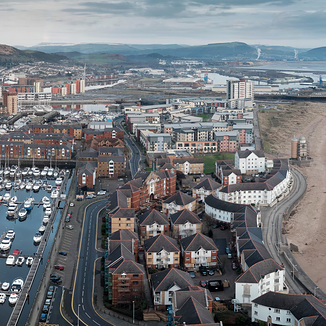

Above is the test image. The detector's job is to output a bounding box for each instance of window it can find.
[276,317,280,322]
[286,318,291,323]
[254,311,257,315]
[274,309,280,313]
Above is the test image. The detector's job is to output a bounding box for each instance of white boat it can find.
[0,195,3,202]
[18,208,27,221]
[11,278,23,292]
[51,189,59,199]
[6,230,15,239]
[0,238,12,251]
[0,293,6,304]
[42,217,49,225]
[41,169,48,178]
[1,282,10,291]
[32,167,40,177]
[24,197,34,211]
[6,255,16,265]
[19,182,26,190]
[39,225,46,233]
[26,182,33,191]
[44,207,52,216]
[32,184,40,192]
[16,170,22,179]
[43,202,51,210]
[16,257,25,266]
[55,177,63,186]
[42,196,50,204]
[5,182,12,191]
[26,257,33,266]
[4,168,10,178]
[46,184,53,192]
[22,167,29,177]
[9,196,17,204]
[3,193,11,202]
[7,204,18,217]
[8,293,18,305]
[9,169,16,178]
[33,232,42,243]
[47,168,54,178]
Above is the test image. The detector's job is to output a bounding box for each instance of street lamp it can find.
[78,304,80,326]
[314,286,319,297]
[132,300,135,324]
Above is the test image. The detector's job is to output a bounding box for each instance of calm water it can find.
[0,174,72,325]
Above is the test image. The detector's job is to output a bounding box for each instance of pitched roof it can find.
[111,208,135,219]
[174,286,213,310]
[138,209,169,226]
[180,233,218,252]
[170,209,201,225]
[193,178,220,191]
[112,260,145,275]
[151,268,194,292]
[144,234,180,253]
[107,244,135,268]
[174,296,216,325]
[237,149,265,158]
[235,258,284,284]
[163,191,195,206]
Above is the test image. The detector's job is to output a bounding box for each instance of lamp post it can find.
[314,286,319,297]
[132,300,135,324]
[78,304,80,326]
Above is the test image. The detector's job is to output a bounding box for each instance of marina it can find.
[0,165,72,325]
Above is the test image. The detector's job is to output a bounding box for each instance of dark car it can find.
[51,278,62,285]
[232,262,237,270]
[39,313,47,322]
[48,285,54,292]
[208,269,215,276]
[200,280,207,288]
[199,266,207,276]
[50,274,61,280]
[54,264,64,271]
[65,215,71,223]
[58,251,67,256]
[189,271,196,278]
[42,304,49,313]
[47,291,53,299]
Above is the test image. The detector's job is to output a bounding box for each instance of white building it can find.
[235,149,266,174]
[227,79,254,109]
[235,259,287,306]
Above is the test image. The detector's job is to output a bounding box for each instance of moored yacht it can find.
[32,167,40,177]
[24,197,34,211]
[0,238,12,251]
[39,225,46,233]
[1,282,10,291]
[25,182,33,191]
[22,167,30,177]
[18,208,27,221]
[6,230,15,239]
[32,183,40,192]
[5,182,12,191]
[0,293,6,304]
[6,255,16,265]
[7,203,18,217]
[26,257,33,266]
[3,193,10,202]
[33,232,42,243]
[51,189,59,199]
[16,256,25,266]
[8,293,18,305]
[46,184,53,192]
[55,177,63,186]
[42,217,49,225]
[47,168,54,178]
[44,207,52,216]
[11,278,24,292]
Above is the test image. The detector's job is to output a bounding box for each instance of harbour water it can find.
[0,171,72,325]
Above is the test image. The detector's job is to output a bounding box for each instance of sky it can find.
[1,0,325,48]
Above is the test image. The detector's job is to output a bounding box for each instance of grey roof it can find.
[112,260,145,275]
[98,156,125,163]
[138,209,169,226]
[151,268,194,292]
[108,229,138,253]
[236,258,283,284]
[193,178,220,191]
[237,149,265,158]
[163,191,195,206]
[107,244,135,267]
[106,190,129,212]
[144,234,180,253]
[180,232,218,252]
[205,195,246,213]
[174,296,216,325]
[174,286,213,310]
[173,158,204,164]
[78,162,97,175]
[253,292,326,325]
[170,209,201,226]
[111,208,135,219]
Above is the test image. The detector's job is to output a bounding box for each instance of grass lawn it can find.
[195,153,235,174]
[197,113,211,122]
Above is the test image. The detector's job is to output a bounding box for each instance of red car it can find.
[54,264,64,271]
[200,280,207,288]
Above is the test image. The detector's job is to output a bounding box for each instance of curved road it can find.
[71,199,113,326]
[261,168,308,294]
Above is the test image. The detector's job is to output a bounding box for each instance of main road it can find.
[70,199,114,326]
[115,117,142,177]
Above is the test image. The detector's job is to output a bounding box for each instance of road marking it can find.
[85,313,91,319]
[82,290,84,297]
[93,320,100,325]
[82,304,85,310]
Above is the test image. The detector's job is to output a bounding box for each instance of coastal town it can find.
[0,56,325,326]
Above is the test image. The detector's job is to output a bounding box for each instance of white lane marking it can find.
[85,312,91,318]
[82,304,85,310]
[93,320,100,325]
[82,290,84,297]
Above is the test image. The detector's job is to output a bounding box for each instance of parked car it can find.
[214,297,221,301]
[138,247,144,252]
[54,264,64,271]
[50,274,61,281]
[208,269,215,276]
[49,285,54,292]
[45,299,51,305]
[69,202,75,207]
[66,225,73,230]
[47,291,53,299]
[39,313,47,322]
[199,266,207,276]
[232,262,237,270]
[189,271,196,278]
[200,280,207,288]
[58,251,67,256]
[65,215,71,223]
[97,190,107,195]
[42,304,49,313]
[51,278,62,285]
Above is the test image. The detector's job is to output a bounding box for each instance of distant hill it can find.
[300,47,326,60]
[55,52,127,64]
[0,44,67,65]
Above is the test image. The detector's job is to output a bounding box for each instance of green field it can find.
[195,153,235,174]
[197,113,211,122]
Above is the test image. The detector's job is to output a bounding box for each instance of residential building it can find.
[180,233,218,271]
[151,268,194,310]
[144,234,180,269]
[138,209,169,243]
[214,131,239,152]
[192,178,220,202]
[108,208,135,234]
[173,158,204,175]
[235,259,287,306]
[77,162,97,189]
[139,130,172,152]
[162,191,197,215]
[251,292,326,325]
[97,156,125,179]
[227,79,254,109]
[2,88,17,115]
[216,161,241,186]
[235,149,266,174]
[170,209,202,239]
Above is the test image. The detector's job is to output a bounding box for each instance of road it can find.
[71,199,113,326]
[260,168,325,296]
[115,117,142,177]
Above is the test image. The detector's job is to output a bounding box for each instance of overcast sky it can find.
[2,0,325,48]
